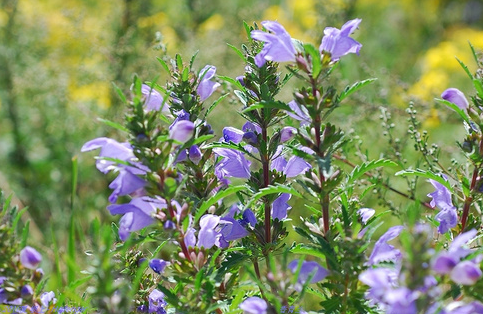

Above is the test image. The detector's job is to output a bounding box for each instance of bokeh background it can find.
[1,0,483,295]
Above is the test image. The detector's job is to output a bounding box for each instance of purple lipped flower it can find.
[236,75,245,86]
[368,226,404,265]
[188,145,202,164]
[184,227,197,248]
[223,127,244,143]
[219,217,249,242]
[450,260,482,285]
[435,207,458,234]
[280,127,297,143]
[319,19,362,61]
[0,277,5,286]
[148,289,167,314]
[40,291,56,307]
[251,21,296,68]
[287,100,311,126]
[271,145,312,178]
[272,193,292,220]
[384,287,418,314]
[108,197,166,241]
[239,296,267,314]
[442,88,469,110]
[197,214,221,249]
[428,176,457,233]
[149,259,169,274]
[242,122,262,134]
[288,260,329,292]
[359,268,398,304]
[240,208,257,227]
[214,148,251,179]
[433,255,458,274]
[141,84,168,112]
[0,288,6,304]
[198,65,220,102]
[242,131,258,145]
[169,120,195,143]
[20,246,42,269]
[358,208,375,224]
[170,110,191,130]
[108,168,147,203]
[21,285,33,298]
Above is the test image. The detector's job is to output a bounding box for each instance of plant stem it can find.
[166,201,192,263]
[262,123,271,243]
[461,137,483,232]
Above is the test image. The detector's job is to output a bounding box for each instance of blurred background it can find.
[0,0,483,292]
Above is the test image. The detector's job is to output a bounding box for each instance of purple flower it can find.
[170,110,191,129]
[450,261,482,285]
[198,65,220,102]
[108,197,167,241]
[20,246,42,269]
[358,208,375,224]
[319,18,362,61]
[108,168,147,203]
[40,291,56,307]
[271,145,312,178]
[188,145,202,164]
[288,260,329,292]
[0,289,6,304]
[427,176,457,234]
[214,148,251,179]
[219,217,249,243]
[21,285,33,298]
[149,259,169,274]
[287,100,311,126]
[242,122,262,134]
[368,226,404,265]
[223,127,244,143]
[384,288,418,314]
[272,193,292,220]
[169,120,195,143]
[197,214,221,249]
[240,296,267,314]
[280,127,297,143]
[442,88,469,110]
[141,84,168,112]
[251,20,296,67]
[240,208,257,227]
[149,289,167,314]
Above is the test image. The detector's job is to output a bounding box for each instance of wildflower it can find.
[368,226,404,265]
[271,145,312,178]
[319,18,362,61]
[20,285,33,298]
[240,296,267,314]
[108,168,147,203]
[188,145,202,164]
[358,207,375,224]
[288,260,329,292]
[149,259,169,274]
[223,127,244,143]
[272,193,292,220]
[427,176,457,234]
[280,127,297,143]
[287,100,311,126]
[441,88,469,110]
[148,289,167,314]
[197,214,221,249]
[251,20,296,67]
[40,291,56,307]
[141,84,168,112]
[169,120,195,143]
[198,65,220,102]
[20,246,42,269]
[450,261,482,285]
[213,148,251,179]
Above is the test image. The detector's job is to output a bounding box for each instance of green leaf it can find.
[218,75,245,90]
[227,43,247,62]
[97,118,129,133]
[347,159,398,184]
[241,100,291,113]
[434,98,471,124]
[395,169,454,192]
[163,177,178,198]
[204,93,229,118]
[175,54,183,70]
[338,78,377,103]
[469,41,479,65]
[156,57,171,76]
[195,185,247,223]
[290,243,326,259]
[303,43,322,78]
[21,220,30,248]
[474,78,483,99]
[456,57,473,80]
[245,184,302,208]
[182,67,189,81]
[189,50,199,70]
[111,82,127,104]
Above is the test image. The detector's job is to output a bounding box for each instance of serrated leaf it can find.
[435,98,471,124]
[189,50,199,70]
[111,82,127,103]
[290,243,326,259]
[204,93,229,118]
[218,75,245,90]
[195,185,247,223]
[227,43,247,62]
[241,100,291,113]
[97,118,129,133]
[338,78,377,102]
[156,57,171,76]
[456,57,473,80]
[245,184,302,208]
[347,159,398,184]
[395,169,453,192]
[303,43,322,78]
[469,41,479,65]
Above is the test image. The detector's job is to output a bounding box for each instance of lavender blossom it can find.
[20,246,42,269]
[288,260,329,292]
[223,127,244,143]
[108,168,147,203]
[251,20,296,67]
[239,296,267,314]
[272,193,292,220]
[197,214,221,249]
[450,261,482,285]
[427,176,457,233]
[441,88,469,110]
[287,100,311,126]
[149,259,169,274]
[188,145,202,164]
[214,148,251,179]
[169,120,195,143]
[242,121,262,134]
[141,84,168,112]
[198,65,220,102]
[319,19,362,61]
[40,291,56,307]
[280,127,297,143]
[271,146,312,178]
[20,285,33,298]
[358,208,375,224]
[148,289,167,314]
[368,226,404,265]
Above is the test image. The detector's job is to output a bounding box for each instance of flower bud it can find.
[21,285,33,298]
[189,145,202,164]
[441,88,469,110]
[20,246,42,269]
[242,131,258,145]
[280,127,297,143]
[149,259,169,274]
[169,120,195,143]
